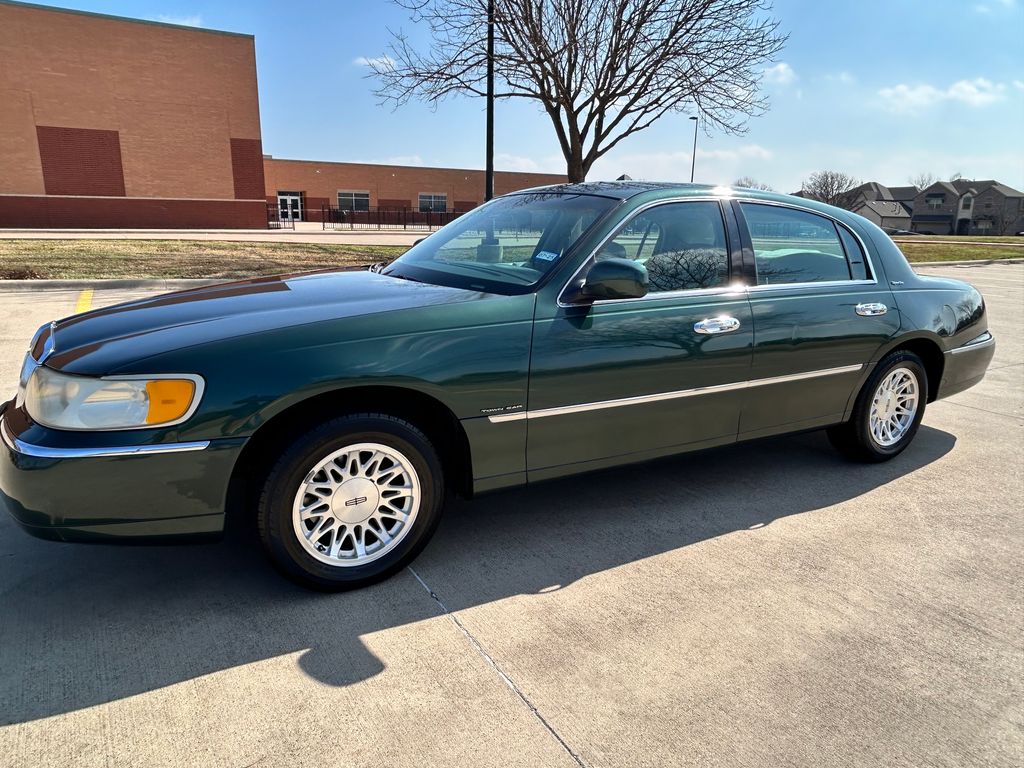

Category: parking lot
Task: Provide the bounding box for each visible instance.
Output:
[0,263,1021,768]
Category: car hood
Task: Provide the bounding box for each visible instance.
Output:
[43,270,498,374]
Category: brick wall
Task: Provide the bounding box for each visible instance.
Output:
[36,126,126,196]
[0,2,265,228]
[263,158,566,213]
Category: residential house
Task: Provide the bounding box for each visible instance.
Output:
[853,200,912,231]
[910,180,1024,235]
[910,182,961,234]
[887,186,919,215]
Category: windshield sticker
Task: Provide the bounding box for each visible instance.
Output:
[535,250,560,262]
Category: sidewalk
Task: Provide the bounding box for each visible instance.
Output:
[0,222,426,246]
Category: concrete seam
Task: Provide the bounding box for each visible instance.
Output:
[407,566,588,768]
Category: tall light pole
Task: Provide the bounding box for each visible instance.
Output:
[485,0,495,201]
[688,116,698,183]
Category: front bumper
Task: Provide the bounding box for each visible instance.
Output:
[0,402,244,542]
[937,331,996,400]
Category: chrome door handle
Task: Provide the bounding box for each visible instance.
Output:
[855,303,888,316]
[694,316,741,334]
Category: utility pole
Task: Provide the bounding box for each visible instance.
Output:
[689,116,698,183]
[485,0,495,201]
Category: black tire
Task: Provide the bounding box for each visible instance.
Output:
[257,413,445,591]
[827,351,928,463]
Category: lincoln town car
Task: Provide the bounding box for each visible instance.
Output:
[0,183,995,589]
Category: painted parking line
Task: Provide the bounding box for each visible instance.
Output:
[74,288,94,314]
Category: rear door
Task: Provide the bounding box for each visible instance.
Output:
[735,201,899,438]
[525,199,753,478]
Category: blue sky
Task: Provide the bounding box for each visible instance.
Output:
[26,0,1024,192]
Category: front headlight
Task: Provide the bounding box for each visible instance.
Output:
[25,367,203,430]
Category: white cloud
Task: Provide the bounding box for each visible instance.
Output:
[1011,79,1024,91]
[154,13,202,27]
[973,0,1015,12]
[591,144,774,185]
[878,78,1008,112]
[384,155,425,166]
[762,62,797,86]
[494,153,540,173]
[353,56,396,70]
[826,72,856,85]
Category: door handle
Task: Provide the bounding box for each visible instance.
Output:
[855,302,888,316]
[694,316,741,334]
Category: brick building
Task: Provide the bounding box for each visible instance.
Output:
[0,1,564,229]
[263,157,564,223]
[0,0,267,228]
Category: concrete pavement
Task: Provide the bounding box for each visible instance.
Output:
[0,264,1021,767]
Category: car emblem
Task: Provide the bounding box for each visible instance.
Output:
[345,497,367,507]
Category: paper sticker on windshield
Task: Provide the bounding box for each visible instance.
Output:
[535,250,560,262]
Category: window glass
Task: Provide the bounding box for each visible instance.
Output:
[837,226,870,281]
[338,191,370,211]
[595,201,729,292]
[740,203,854,285]
[419,193,448,213]
[385,193,616,294]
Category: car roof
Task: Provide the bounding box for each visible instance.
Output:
[508,181,809,207]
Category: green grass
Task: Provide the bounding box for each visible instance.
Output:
[0,240,408,280]
[894,242,1023,263]
[892,234,1023,244]
[0,236,1020,280]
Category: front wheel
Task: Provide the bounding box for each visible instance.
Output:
[257,414,445,590]
[827,351,928,463]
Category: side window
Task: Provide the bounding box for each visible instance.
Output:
[595,202,729,292]
[836,225,870,281]
[740,203,858,285]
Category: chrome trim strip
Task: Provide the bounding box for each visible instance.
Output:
[1,418,209,459]
[486,364,864,423]
[949,331,995,355]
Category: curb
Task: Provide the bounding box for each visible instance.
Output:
[0,278,221,291]
[910,258,1024,267]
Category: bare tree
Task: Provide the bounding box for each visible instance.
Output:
[368,0,787,182]
[909,172,935,188]
[949,171,964,182]
[734,176,773,191]
[800,170,860,209]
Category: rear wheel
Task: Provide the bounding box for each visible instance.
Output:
[257,414,445,590]
[827,351,927,463]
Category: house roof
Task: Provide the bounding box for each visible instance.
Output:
[887,186,919,202]
[851,181,892,201]
[857,200,910,219]
[920,181,959,196]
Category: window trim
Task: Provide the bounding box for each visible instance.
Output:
[557,197,742,308]
[418,192,448,213]
[736,199,878,293]
[337,190,371,211]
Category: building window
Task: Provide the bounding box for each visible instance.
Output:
[961,195,972,211]
[976,220,992,230]
[337,191,370,211]
[926,194,945,209]
[419,193,448,213]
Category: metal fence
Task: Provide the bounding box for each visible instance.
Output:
[321,206,469,231]
[267,205,296,230]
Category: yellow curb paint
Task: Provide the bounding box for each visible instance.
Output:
[74,288,94,314]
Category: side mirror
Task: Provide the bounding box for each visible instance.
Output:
[576,258,649,301]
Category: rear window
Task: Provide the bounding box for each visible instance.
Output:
[741,203,867,285]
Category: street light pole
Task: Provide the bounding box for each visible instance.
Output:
[689,116,698,183]
[485,0,495,201]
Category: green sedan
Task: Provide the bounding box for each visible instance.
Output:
[0,183,995,590]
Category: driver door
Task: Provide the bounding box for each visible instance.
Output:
[525,200,753,479]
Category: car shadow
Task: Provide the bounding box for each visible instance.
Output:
[0,426,955,724]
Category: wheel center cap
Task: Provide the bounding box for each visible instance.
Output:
[332,478,380,523]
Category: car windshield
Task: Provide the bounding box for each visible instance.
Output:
[382,193,618,294]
